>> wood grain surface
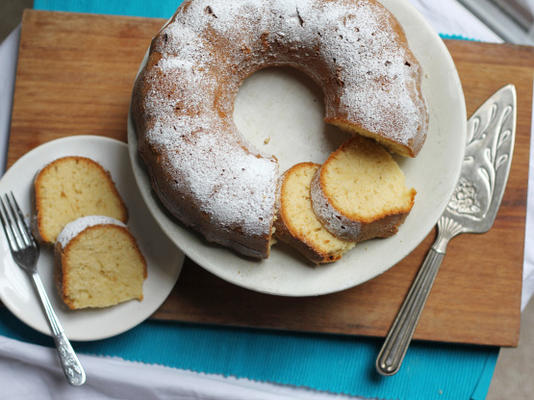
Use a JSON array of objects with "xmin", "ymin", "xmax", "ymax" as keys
[{"xmin": 8, "ymin": 10, "xmax": 534, "ymax": 347}]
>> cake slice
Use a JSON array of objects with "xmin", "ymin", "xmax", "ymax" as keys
[
  {"xmin": 55, "ymin": 216, "xmax": 147, "ymax": 310},
  {"xmin": 311, "ymin": 136, "xmax": 416, "ymax": 242},
  {"xmin": 32, "ymin": 156, "xmax": 128, "ymax": 244},
  {"xmin": 274, "ymin": 163, "xmax": 355, "ymax": 264}
]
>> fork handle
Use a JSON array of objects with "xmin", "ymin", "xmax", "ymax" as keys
[
  {"xmin": 375, "ymin": 242, "xmax": 448, "ymax": 376},
  {"xmin": 31, "ymin": 273, "xmax": 86, "ymax": 386}
]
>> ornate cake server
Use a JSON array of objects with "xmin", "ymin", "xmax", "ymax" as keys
[{"xmin": 376, "ymin": 84, "xmax": 517, "ymax": 376}]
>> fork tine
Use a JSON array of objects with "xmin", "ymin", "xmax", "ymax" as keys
[
  {"xmin": 9, "ymin": 192, "xmax": 36, "ymax": 247},
  {"xmin": 4, "ymin": 194, "xmax": 30, "ymax": 248},
  {"xmin": 0, "ymin": 196, "xmax": 21, "ymax": 251},
  {"xmin": 3, "ymin": 195, "xmax": 27, "ymax": 248}
]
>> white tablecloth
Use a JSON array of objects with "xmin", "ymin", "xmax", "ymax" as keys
[{"xmin": 0, "ymin": 1, "xmax": 530, "ymax": 399}]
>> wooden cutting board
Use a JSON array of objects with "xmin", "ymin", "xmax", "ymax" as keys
[{"xmin": 8, "ymin": 10, "xmax": 534, "ymax": 347}]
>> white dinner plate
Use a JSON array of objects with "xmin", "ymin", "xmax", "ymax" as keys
[
  {"xmin": 128, "ymin": 0, "xmax": 466, "ymax": 296},
  {"xmin": 0, "ymin": 136, "xmax": 184, "ymax": 341}
]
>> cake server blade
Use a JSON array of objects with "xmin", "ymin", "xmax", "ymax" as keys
[{"xmin": 376, "ymin": 84, "xmax": 517, "ymax": 376}]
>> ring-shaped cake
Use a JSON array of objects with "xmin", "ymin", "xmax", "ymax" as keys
[{"xmin": 132, "ymin": 0, "xmax": 428, "ymax": 259}]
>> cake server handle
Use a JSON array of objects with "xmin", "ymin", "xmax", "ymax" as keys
[{"xmin": 375, "ymin": 231, "xmax": 451, "ymax": 376}]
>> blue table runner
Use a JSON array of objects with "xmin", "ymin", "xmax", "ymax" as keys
[{"xmin": 0, "ymin": 308, "xmax": 497, "ymax": 400}]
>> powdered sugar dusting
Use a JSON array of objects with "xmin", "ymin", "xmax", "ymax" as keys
[
  {"xmin": 317, "ymin": 1, "xmax": 425, "ymax": 143},
  {"xmin": 57, "ymin": 216, "xmax": 126, "ymax": 248},
  {"xmin": 158, "ymin": 0, "xmax": 425, "ymax": 142},
  {"xmin": 136, "ymin": 0, "xmax": 426, "ymax": 242},
  {"xmin": 154, "ymin": 125, "xmax": 279, "ymax": 235}
]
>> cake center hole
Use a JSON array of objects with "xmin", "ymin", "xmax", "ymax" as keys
[{"xmin": 233, "ymin": 67, "xmax": 349, "ymax": 172}]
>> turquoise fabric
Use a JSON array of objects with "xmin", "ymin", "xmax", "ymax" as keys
[
  {"xmin": 439, "ymin": 33, "xmax": 480, "ymax": 41},
  {"xmin": 32, "ymin": 0, "xmax": 483, "ymax": 42},
  {"xmin": 35, "ymin": 0, "xmax": 178, "ymax": 18},
  {"xmin": 0, "ymin": 308, "xmax": 497, "ymax": 400},
  {"xmin": 22, "ymin": 1, "xmax": 498, "ymax": 399}
]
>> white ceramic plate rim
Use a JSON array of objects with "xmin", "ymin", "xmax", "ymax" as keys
[
  {"xmin": 0, "ymin": 136, "xmax": 184, "ymax": 340},
  {"xmin": 127, "ymin": 0, "xmax": 467, "ymax": 297}
]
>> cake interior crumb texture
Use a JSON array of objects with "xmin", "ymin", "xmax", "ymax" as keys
[
  {"xmin": 323, "ymin": 137, "xmax": 414, "ymax": 221},
  {"xmin": 35, "ymin": 157, "xmax": 127, "ymax": 243},
  {"xmin": 281, "ymin": 163, "xmax": 354, "ymax": 258},
  {"xmin": 62, "ymin": 225, "xmax": 146, "ymax": 309}
]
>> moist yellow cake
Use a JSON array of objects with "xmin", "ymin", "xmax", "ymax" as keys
[
  {"xmin": 311, "ymin": 137, "xmax": 416, "ymax": 242},
  {"xmin": 32, "ymin": 156, "xmax": 128, "ymax": 244},
  {"xmin": 275, "ymin": 163, "xmax": 355, "ymax": 264},
  {"xmin": 55, "ymin": 216, "xmax": 147, "ymax": 310}
]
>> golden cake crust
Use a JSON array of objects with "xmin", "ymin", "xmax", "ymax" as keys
[{"xmin": 274, "ymin": 162, "xmax": 355, "ymax": 264}]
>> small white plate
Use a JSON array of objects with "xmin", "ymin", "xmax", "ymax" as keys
[
  {"xmin": 0, "ymin": 136, "xmax": 184, "ymax": 341},
  {"xmin": 128, "ymin": 0, "xmax": 466, "ymax": 296}
]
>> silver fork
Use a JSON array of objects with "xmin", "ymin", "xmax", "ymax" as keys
[{"xmin": 0, "ymin": 192, "xmax": 86, "ymax": 386}]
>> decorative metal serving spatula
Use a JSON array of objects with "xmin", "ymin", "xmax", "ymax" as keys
[{"xmin": 376, "ymin": 84, "xmax": 517, "ymax": 376}]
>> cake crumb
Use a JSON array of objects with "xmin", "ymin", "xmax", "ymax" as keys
[{"xmin": 264, "ymin": 137, "xmax": 271, "ymax": 145}]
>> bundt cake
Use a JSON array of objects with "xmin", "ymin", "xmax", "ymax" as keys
[
  {"xmin": 275, "ymin": 163, "xmax": 355, "ymax": 264},
  {"xmin": 132, "ymin": 0, "xmax": 427, "ymax": 259},
  {"xmin": 55, "ymin": 216, "xmax": 147, "ymax": 310},
  {"xmin": 311, "ymin": 136, "xmax": 416, "ymax": 242},
  {"xmin": 32, "ymin": 156, "xmax": 128, "ymax": 244}
]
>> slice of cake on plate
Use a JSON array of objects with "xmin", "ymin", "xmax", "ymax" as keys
[
  {"xmin": 32, "ymin": 156, "xmax": 128, "ymax": 244},
  {"xmin": 55, "ymin": 216, "xmax": 146, "ymax": 310},
  {"xmin": 275, "ymin": 162, "xmax": 355, "ymax": 264},
  {"xmin": 311, "ymin": 136, "xmax": 416, "ymax": 243}
]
